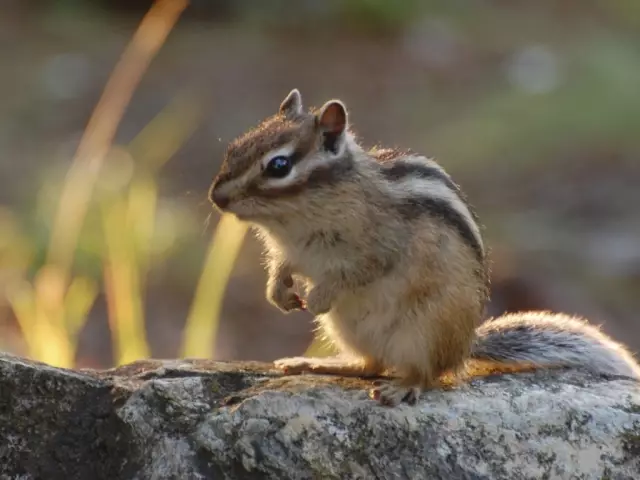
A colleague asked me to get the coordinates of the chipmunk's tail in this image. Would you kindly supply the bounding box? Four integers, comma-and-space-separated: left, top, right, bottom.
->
471, 311, 640, 380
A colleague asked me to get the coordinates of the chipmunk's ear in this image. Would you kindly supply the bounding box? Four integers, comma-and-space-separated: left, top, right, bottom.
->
279, 88, 303, 118
316, 100, 348, 155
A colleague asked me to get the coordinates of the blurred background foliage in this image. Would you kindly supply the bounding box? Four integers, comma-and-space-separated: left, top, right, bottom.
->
0, 0, 639, 368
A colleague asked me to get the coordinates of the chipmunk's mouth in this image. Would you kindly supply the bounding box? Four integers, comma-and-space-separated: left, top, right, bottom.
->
216, 205, 259, 222
209, 192, 280, 224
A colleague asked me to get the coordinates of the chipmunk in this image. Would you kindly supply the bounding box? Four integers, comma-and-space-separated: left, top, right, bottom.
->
208, 88, 640, 406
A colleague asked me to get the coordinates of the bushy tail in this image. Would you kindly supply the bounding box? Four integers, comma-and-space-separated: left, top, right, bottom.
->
471, 311, 640, 380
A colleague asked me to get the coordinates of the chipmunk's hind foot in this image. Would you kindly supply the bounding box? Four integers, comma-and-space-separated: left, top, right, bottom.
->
370, 382, 421, 406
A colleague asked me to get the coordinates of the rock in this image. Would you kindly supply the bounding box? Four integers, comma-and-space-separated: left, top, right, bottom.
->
1, 353, 639, 480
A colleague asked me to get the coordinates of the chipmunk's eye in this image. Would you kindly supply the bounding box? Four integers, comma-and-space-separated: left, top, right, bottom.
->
265, 155, 293, 178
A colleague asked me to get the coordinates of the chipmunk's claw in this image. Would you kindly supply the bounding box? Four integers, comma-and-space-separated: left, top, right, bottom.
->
370, 383, 420, 407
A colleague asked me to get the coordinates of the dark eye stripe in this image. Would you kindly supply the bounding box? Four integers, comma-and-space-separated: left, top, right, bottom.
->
248, 154, 355, 198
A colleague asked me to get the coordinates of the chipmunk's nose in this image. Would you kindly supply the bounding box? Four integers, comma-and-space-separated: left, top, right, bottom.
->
209, 184, 230, 209
210, 188, 230, 209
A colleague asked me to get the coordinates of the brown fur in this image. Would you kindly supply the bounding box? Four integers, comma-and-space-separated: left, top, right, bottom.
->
217, 114, 315, 181
210, 89, 490, 406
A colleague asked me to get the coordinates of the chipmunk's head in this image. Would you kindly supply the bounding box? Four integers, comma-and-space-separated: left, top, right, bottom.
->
209, 89, 356, 223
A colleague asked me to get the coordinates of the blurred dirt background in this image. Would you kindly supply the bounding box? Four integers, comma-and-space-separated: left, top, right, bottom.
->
1, 0, 639, 368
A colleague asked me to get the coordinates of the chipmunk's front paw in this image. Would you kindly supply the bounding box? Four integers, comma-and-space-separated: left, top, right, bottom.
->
267, 276, 304, 313
305, 285, 334, 316
274, 292, 305, 313
273, 356, 313, 375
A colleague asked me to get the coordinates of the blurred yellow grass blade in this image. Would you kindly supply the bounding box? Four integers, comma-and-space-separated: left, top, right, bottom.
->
7, 267, 98, 368
126, 175, 158, 287
102, 198, 150, 365
64, 276, 99, 337
28, 311, 74, 368
127, 90, 203, 171
7, 268, 77, 367
6, 281, 40, 359
180, 214, 248, 358
103, 263, 150, 365
32, 266, 75, 367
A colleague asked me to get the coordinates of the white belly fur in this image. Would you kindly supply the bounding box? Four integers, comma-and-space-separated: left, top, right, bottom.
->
315, 272, 432, 371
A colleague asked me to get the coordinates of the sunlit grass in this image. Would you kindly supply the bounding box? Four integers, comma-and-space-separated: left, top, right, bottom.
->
7, 267, 98, 367
101, 194, 151, 365
180, 214, 248, 358
4, 0, 190, 368
101, 91, 202, 366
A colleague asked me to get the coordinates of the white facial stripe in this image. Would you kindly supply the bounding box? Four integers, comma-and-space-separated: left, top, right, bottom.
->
262, 153, 339, 190
215, 164, 259, 197
387, 177, 484, 252
262, 170, 301, 189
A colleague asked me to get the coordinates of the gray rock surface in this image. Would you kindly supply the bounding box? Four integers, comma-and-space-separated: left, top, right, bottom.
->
1, 352, 640, 480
